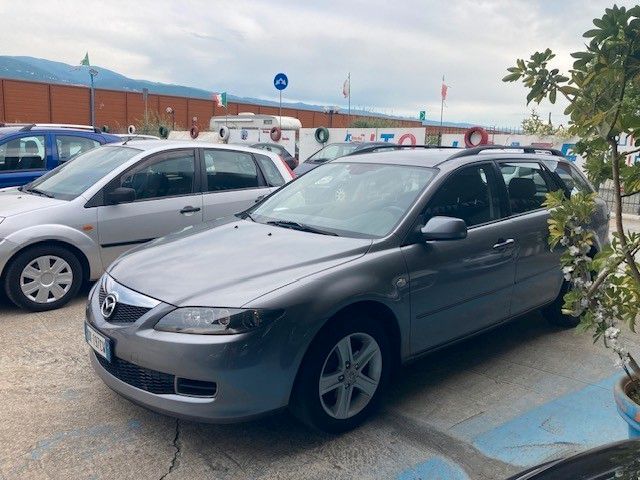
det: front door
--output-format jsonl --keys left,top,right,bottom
{"left": 200, "top": 148, "right": 274, "bottom": 222}
{"left": 402, "top": 162, "right": 516, "bottom": 354}
{"left": 97, "top": 149, "right": 203, "bottom": 268}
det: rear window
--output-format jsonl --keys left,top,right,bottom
{"left": 543, "top": 160, "right": 594, "bottom": 195}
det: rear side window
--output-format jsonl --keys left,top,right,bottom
{"left": 203, "top": 149, "right": 260, "bottom": 191}
{"left": 424, "top": 163, "right": 502, "bottom": 227}
{"left": 56, "top": 135, "right": 100, "bottom": 163}
{"left": 255, "top": 154, "right": 285, "bottom": 187}
{"left": 499, "top": 162, "right": 552, "bottom": 214}
{"left": 0, "top": 135, "right": 46, "bottom": 171}
{"left": 544, "top": 160, "right": 594, "bottom": 195}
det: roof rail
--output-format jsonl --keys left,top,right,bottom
{"left": 19, "top": 123, "right": 100, "bottom": 133}
{"left": 445, "top": 145, "right": 565, "bottom": 161}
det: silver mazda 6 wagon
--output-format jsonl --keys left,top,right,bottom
{"left": 0, "top": 141, "right": 293, "bottom": 311}
{"left": 86, "top": 146, "right": 609, "bottom": 432}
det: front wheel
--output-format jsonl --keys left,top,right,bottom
{"left": 4, "top": 245, "right": 83, "bottom": 312}
{"left": 290, "top": 315, "right": 391, "bottom": 433}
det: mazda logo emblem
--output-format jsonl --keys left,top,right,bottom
{"left": 101, "top": 293, "right": 118, "bottom": 318}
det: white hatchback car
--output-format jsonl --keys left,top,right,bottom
{"left": 0, "top": 140, "right": 293, "bottom": 311}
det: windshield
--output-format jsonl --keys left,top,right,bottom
{"left": 307, "top": 144, "right": 359, "bottom": 163}
{"left": 25, "top": 146, "right": 140, "bottom": 200}
{"left": 248, "top": 162, "right": 436, "bottom": 238}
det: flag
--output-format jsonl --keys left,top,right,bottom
{"left": 342, "top": 75, "right": 350, "bottom": 98}
{"left": 441, "top": 76, "right": 448, "bottom": 101}
{"left": 214, "top": 92, "right": 227, "bottom": 108}
{"left": 80, "top": 52, "right": 90, "bottom": 67}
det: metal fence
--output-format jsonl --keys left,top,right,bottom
{"left": 598, "top": 181, "right": 640, "bottom": 215}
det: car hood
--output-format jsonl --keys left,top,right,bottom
{"left": 108, "top": 218, "right": 372, "bottom": 307}
{"left": 0, "top": 188, "right": 66, "bottom": 217}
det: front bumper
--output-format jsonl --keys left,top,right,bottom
{"left": 86, "top": 280, "right": 296, "bottom": 423}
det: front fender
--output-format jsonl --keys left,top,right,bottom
{"left": 0, "top": 224, "right": 102, "bottom": 280}
{"left": 244, "top": 247, "right": 411, "bottom": 400}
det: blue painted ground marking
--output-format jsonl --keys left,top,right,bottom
{"left": 398, "top": 457, "right": 469, "bottom": 480}
{"left": 453, "top": 374, "right": 627, "bottom": 467}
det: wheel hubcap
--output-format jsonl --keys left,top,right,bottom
{"left": 20, "top": 256, "right": 73, "bottom": 304}
{"left": 319, "top": 332, "right": 382, "bottom": 420}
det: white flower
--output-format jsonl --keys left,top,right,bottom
{"left": 569, "top": 246, "right": 580, "bottom": 256}
{"left": 574, "top": 226, "right": 583, "bottom": 234}
{"left": 562, "top": 266, "right": 573, "bottom": 274}
{"left": 605, "top": 327, "right": 619, "bottom": 338}
{"left": 580, "top": 298, "right": 589, "bottom": 308}
{"left": 560, "top": 237, "right": 569, "bottom": 246}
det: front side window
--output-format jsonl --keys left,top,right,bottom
{"left": 27, "top": 146, "right": 140, "bottom": 200}
{"left": 120, "top": 150, "right": 196, "bottom": 201}
{"left": 204, "top": 149, "right": 260, "bottom": 191}
{"left": 0, "top": 135, "right": 46, "bottom": 171}
{"left": 424, "top": 164, "right": 502, "bottom": 227}
{"left": 500, "top": 162, "right": 552, "bottom": 214}
{"left": 249, "top": 162, "right": 436, "bottom": 238}
{"left": 56, "top": 135, "right": 100, "bottom": 163}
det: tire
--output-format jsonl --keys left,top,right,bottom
{"left": 542, "top": 280, "right": 580, "bottom": 328}
{"left": 4, "top": 245, "right": 83, "bottom": 312}
{"left": 290, "top": 314, "right": 391, "bottom": 433}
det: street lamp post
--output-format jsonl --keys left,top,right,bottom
{"left": 89, "top": 68, "right": 98, "bottom": 127}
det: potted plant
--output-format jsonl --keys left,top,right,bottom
{"left": 504, "top": 5, "right": 640, "bottom": 437}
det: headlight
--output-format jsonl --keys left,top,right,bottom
{"left": 154, "top": 307, "right": 284, "bottom": 335}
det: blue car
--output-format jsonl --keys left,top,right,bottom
{"left": 0, "top": 123, "right": 121, "bottom": 187}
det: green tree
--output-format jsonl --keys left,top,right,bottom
{"left": 504, "top": 5, "right": 640, "bottom": 378}
{"left": 521, "top": 109, "right": 570, "bottom": 138}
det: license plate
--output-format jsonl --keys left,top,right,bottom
{"left": 85, "top": 323, "right": 112, "bottom": 362}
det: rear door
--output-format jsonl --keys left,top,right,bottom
{"left": 0, "top": 133, "right": 50, "bottom": 187}
{"left": 496, "top": 160, "right": 563, "bottom": 315}
{"left": 200, "top": 148, "right": 274, "bottom": 221}
{"left": 96, "top": 148, "right": 203, "bottom": 267}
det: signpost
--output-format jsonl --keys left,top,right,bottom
{"left": 419, "top": 110, "right": 426, "bottom": 121}
{"left": 273, "top": 73, "right": 288, "bottom": 127}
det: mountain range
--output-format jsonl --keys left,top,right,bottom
{"left": 0, "top": 56, "right": 475, "bottom": 128}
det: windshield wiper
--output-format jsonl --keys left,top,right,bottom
{"left": 24, "top": 187, "right": 54, "bottom": 198}
{"left": 237, "top": 211, "right": 256, "bottom": 222}
{"left": 266, "top": 220, "right": 338, "bottom": 236}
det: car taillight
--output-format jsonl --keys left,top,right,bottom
{"left": 280, "top": 155, "right": 296, "bottom": 179}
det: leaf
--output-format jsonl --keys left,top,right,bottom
{"left": 549, "top": 88, "right": 557, "bottom": 104}
{"left": 502, "top": 72, "right": 522, "bottom": 82}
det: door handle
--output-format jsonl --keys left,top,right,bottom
{"left": 180, "top": 206, "right": 201, "bottom": 214}
{"left": 493, "top": 238, "right": 515, "bottom": 249}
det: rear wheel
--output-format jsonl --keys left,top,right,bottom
{"left": 290, "top": 315, "right": 390, "bottom": 433}
{"left": 5, "top": 245, "right": 83, "bottom": 312}
{"left": 542, "top": 280, "right": 580, "bottom": 328}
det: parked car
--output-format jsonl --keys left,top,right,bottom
{"left": 506, "top": 439, "right": 640, "bottom": 479}
{"left": 85, "top": 146, "right": 608, "bottom": 433}
{"left": 0, "top": 123, "right": 121, "bottom": 187}
{"left": 293, "top": 141, "right": 396, "bottom": 175}
{"left": 251, "top": 142, "right": 298, "bottom": 171}
{"left": 0, "top": 141, "right": 293, "bottom": 311}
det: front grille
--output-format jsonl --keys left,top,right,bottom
{"left": 98, "top": 285, "right": 151, "bottom": 324}
{"left": 96, "top": 353, "right": 175, "bottom": 394}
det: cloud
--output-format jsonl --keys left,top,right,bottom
{"left": 0, "top": 0, "right": 631, "bottom": 126}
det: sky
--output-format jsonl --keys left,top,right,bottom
{"left": 0, "top": 0, "right": 634, "bottom": 127}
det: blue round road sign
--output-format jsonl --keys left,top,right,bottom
{"left": 274, "top": 73, "right": 288, "bottom": 91}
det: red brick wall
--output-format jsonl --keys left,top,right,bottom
{"left": 0, "top": 77, "right": 477, "bottom": 134}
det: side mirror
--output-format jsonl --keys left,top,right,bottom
{"left": 106, "top": 187, "right": 136, "bottom": 205}
{"left": 421, "top": 216, "right": 467, "bottom": 241}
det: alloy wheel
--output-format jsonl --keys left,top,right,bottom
{"left": 318, "top": 332, "right": 382, "bottom": 420}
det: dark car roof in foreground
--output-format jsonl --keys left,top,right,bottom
{"left": 333, "top": 147, "right": 571, "bottom": 170}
